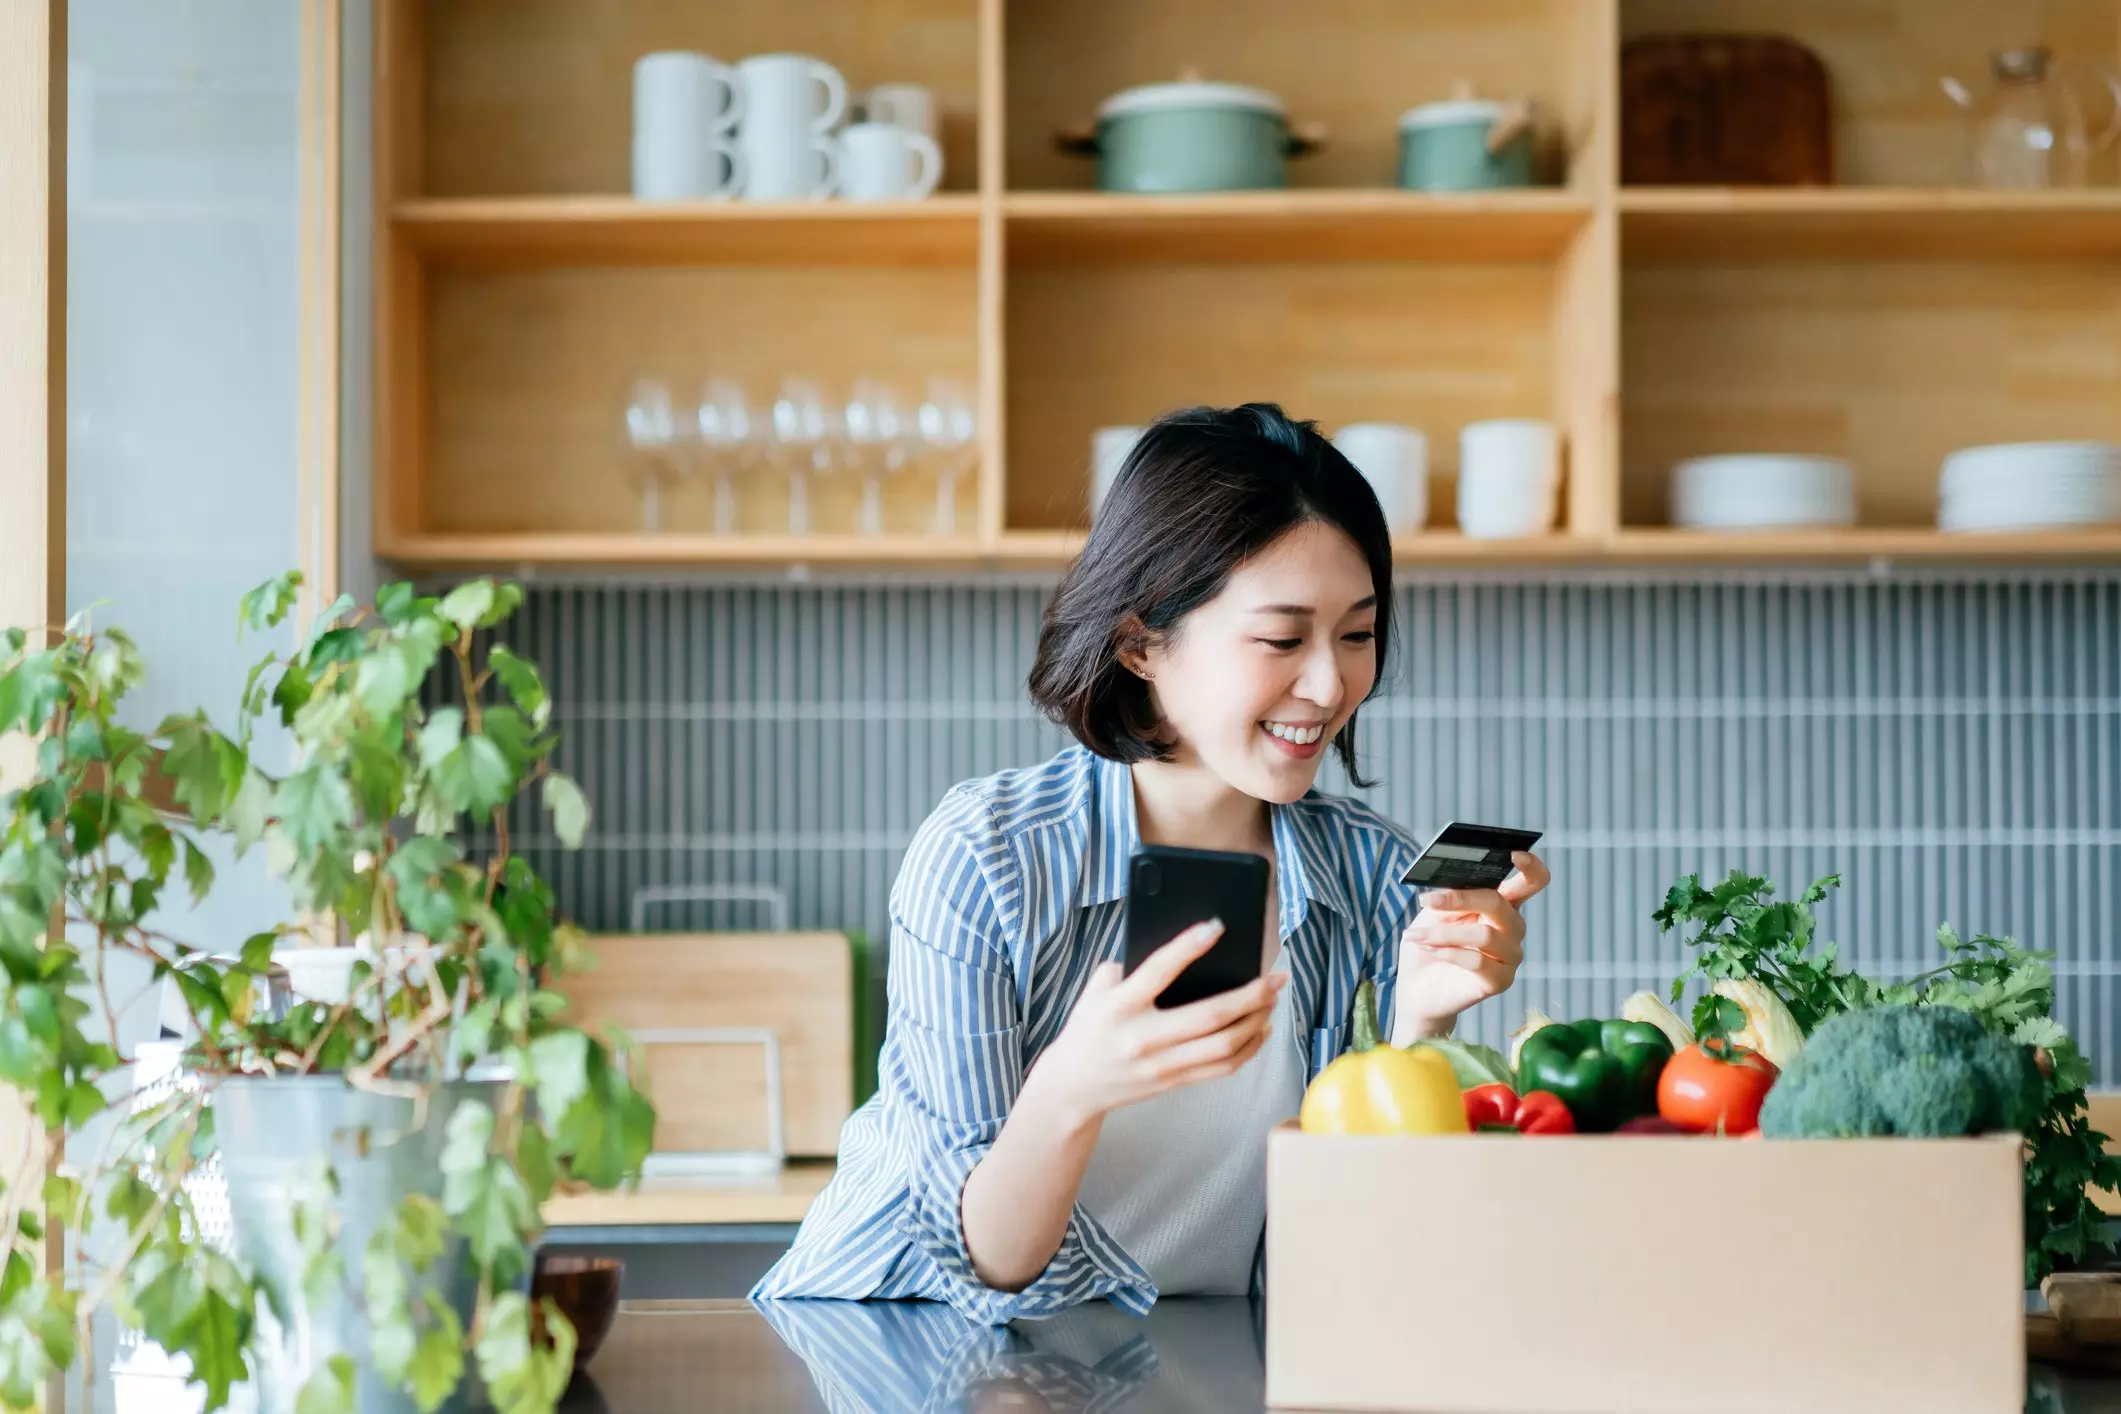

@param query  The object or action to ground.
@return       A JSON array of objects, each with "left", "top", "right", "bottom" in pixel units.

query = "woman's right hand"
[{"left": 1024, "top": 920, "right": 1288, "bottom": 1128}]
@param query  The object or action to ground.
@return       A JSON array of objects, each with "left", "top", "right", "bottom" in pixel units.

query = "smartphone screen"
[{"left": 1122, "top": 845, "right": 1269, "bottom": 1009}]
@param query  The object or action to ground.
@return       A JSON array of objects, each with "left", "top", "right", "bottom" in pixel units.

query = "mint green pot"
[
  {"left": 1066, "top": 81, "right": 1318, "bottom": 193},
  {"left": 1398, "top": 100, "right": 1536, "bottom": 191}
]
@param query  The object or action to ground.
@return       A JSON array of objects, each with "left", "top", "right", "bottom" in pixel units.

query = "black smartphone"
[
  {"left": 1401, "top": 822, "right": 1544, "bottom": 892},
  {"left": 1122, "top": 845, "right": 1269, "bottom": 1010}
]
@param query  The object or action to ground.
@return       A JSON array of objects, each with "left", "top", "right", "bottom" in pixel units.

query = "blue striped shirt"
[{"left": 751, "top": 745, "right": 1429, "bottom": 1323}]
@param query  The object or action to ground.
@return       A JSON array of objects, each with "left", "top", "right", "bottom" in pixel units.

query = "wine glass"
[
  {"left": 917, "top": 377, "right": 977, "bottom": 536},
  {"left": 770, "top": 377, "right": 831, "bottom": 536},
  {"left": 845, "top": 379, "right": 910, "bottom": 536},
  {"left": 695, "top": 378, "right": 753, "bottom": 536},
  {"left": 622, "top": 377, "right": 680, "bottom": 533}
]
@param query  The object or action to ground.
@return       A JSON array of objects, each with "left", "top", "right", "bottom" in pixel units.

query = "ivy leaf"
[
  {"left": 447, "top": 1157, "right": 534, "bottom": 1284},
  {"left": 486, "top": 646, "right": 549, "bottom": 729},
  {"left": 527, "top": 1032, "right": 590, "bottom": 1124},
  {"left": 227, "top": 769, "right": 271, "bottom": 852},
  {"left": 437, "top": 582, "right": 496, "bottom": 633},
  {"left": 186, "top": 1288, "right": 252, "bottom": 1410},
  {"left": 180, "top": 837, "right": 215, "bottom": 906},
  {"left": 556, "top": 1049, "right": 657, "bottom": 1190},
  {"left": 387, "top": 1194, "right": 450, "bottom": 1274},
  {"left": 354, "top": 645, "right": 417, "bottom": 716},
  {"left": 239, "top": 570, "right": 305, "bottom": 635},
  {"left": 160, "top": 715, "right": 245, "bottom": 824},
  {"left": 294, "top": 1353, "right": 355, "bottom": 1414},
  {"left": 0, "top": 1281, "right": 74, "bottom": 1411},
  {"left": 300, "top": 594, "right": 358, "bottom": 656},
  {"left": 375, "top": 582, "right": 419, "bottom": 627},
  {"left": 273, "top": 765, "right": 355, "bottom": 856},
  {"left": 241, "top": 930, "right": 279, "bottom": 973},
  {"left": 435, "top": 737, "right": 514, "bottom": 821},
  {"left": 543, "top": 774, "right": 589, "bottom": 850},
  {"left": 475, "top": 1292, "right": 575, "bottom": 1414},
  {"left": 408, "top": 1302, "right": 466, "bottom": 1414},
  {"left": 385, "top": 838, "right": 466, "bottom": 939},
  {"left": 0, "top": 651, "right": 63, "bottom": 736},
  {"left": 417, "top": 709, "right": 464, "bottom": 770}
]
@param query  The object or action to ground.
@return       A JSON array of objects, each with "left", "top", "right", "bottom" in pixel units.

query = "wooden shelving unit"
[{"left": 374, "top": 0, "right": 2121, "bottom": 570}]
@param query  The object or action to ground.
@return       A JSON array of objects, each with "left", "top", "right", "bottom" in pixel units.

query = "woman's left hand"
[{"left": 1394, "top": 851, "right": 1550, "bottom": 1040}]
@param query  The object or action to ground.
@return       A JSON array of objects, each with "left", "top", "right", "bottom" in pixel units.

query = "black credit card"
[{"left": 1401, "top": 822, "right": 1543, "bottom": 892}]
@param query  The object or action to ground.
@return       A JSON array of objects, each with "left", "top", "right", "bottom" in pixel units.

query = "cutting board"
[{"left": 559, "top": 932, "right": 854, "bottom": 1159}]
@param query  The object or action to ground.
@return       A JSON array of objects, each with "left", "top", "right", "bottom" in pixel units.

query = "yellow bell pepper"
[{"left": 1298, "top": 980, "right": 1470, "bottom": 1136}]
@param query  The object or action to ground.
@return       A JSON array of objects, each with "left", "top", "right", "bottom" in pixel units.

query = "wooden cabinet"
[{"left": 375, "top": 0, "right": 2121, "bottom": 568}]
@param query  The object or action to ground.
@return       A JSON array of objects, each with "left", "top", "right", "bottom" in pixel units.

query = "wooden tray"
[{"left": 559, "top": 931, "right": 855, "bottom": 1159}]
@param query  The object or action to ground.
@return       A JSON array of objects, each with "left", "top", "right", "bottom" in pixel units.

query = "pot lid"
[
  {"left": 1098, "top": 79, "right": 1285, "bottom": 120},
  {"left": 1399, "top": 97, "right": 1514, "bottom": 129}
]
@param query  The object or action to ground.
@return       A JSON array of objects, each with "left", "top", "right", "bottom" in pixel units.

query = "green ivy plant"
[{"left": 0, "top": 572, "right": 654, "bottom": 1414}]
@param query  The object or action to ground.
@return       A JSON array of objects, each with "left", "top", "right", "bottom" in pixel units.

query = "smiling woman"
[{"left": 751, "top": 403, "right": 1550, "bottom": 1323}]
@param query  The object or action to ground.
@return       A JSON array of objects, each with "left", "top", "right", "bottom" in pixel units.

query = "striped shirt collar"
[{"left": 1082, "top": 751, "right": 1351, "bottom": 934}]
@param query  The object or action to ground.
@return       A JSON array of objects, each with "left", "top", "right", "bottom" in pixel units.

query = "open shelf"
[
  {"left": 374, "top": 0, "right": 2121, "bottom": 569},
  {"left": 378, "top": 532, "right": 995, "bottom": 569},
  {"left": 1005, "top": 191, "right": 1593, "bottom": 265},
  {"left": 394, "top": 196, "right": 982, "bottom": 268},
  {"left": 1622, "top": 189, "right": 2121, "bottom": 263}
]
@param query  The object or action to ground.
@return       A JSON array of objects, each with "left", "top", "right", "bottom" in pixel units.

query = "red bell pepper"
[
  {"left": 1462, "top": 1083, "right": 1518, "bottom": 1130},
  {"left": 1513, "top": 1089, "right": 1576, "bottom": 1135},
  {"left": 1460, "top": 1083, "right": 1578, "bottom": 1135}
]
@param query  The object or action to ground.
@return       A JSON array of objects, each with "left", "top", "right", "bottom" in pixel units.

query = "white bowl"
[{"left": 1671, "top": 454, "right": 1856, "bottom": 530}]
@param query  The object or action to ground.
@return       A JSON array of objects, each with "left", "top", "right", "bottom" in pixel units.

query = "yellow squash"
[{"left": 1298, "top": 980, "right": 1470, "bottom": 1136}]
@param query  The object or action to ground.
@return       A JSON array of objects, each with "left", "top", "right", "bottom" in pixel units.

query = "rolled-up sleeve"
[{"left": 888, "top": 791, "right": 1154, "bottom": 1323}]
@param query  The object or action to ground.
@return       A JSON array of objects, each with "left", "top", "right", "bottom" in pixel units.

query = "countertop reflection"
[
  {"left": 552, "top": 1297, "right": 2121, "bottom": 1414},
  {"left": 559, "top": 1297, "right": 1263, "bottom": 1414}
]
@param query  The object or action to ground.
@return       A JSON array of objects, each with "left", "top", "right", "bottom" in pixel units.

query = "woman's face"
[{"left": 1132, "top": 520, "right": 1380, "bottom": 804}]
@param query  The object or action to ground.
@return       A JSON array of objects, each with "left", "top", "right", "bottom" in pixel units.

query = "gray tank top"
[{"left": 1073, "top": 972, "right": 1306, "bottom": 1296}]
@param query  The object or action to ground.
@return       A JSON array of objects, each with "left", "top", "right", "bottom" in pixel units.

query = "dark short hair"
[{"left": 1027, "top": 402, "right": 1393, "bottom": 784}]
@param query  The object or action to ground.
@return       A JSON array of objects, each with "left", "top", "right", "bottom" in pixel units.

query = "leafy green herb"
[{"left": 1659, "top": 869, "right": 2121, "bottom": 1285}]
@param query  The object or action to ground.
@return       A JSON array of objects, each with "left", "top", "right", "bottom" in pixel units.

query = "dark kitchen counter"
[{"left": 559, "top": 1297, "right": 2121, "bottom": 1414}]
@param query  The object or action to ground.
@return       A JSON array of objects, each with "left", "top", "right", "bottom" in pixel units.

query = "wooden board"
[
  {"left": 1006, "top": 261, "right": 1558, "bottom": 531},
  {"left": 1619, "top": 0, "right": 2121, "bottom": 187},
  {"left": 542, "top": 1162, "right": 835, "bottom": 1228},
  {"left": 558, "top": 932, "right": 855, "bottom": 1158},
  {"left": 1624, "top": 189, "right": 2121, "bottom": 262},
  {"left": 1006, "top": 0, "right": 1596, "bottom": 191},
  {"left": 396, "top": 196, "right": 981, "bottom": 268},
  {"left": 424, "top": 264, "right": 979, "bottom": 537},
  {"left": 1621, "top": 259, "right": 2121, "bottom": 528},
  {"left": 1004, "top": 191, "right": 1594, "bottom": 265},
  {"left": 420, "top": 0, "right": 980, "bottom": 197}
]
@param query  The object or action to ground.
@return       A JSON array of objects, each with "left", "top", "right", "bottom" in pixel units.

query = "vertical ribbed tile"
[{"left": 458, "top": 570, "right": 2121, "bottom": 1075}]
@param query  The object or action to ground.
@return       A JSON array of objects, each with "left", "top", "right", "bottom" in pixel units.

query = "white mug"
[
  {"left": 1458, "top": 418, "right": 1560, "bottom": 539},
  {"left": 738, "top": 53, "right": 847, "bottom": 138},
  {"left": 633, "top": 52, "right": 747, "bottom": 199},
  {"left": 839, "top": 122, "right": 942, "bottom": 201},
  {"left": 864, "top": 83, "right": 937, "bottom": 141},
  {"left": 741, "top": 132, "right": 839, "bottom": 200},
  {"left": 1332, "top": 422, "right": 1429, "bottom": 532},
  {"left": 1090, "top": 426, "right": 1143, "bottom": 520}
]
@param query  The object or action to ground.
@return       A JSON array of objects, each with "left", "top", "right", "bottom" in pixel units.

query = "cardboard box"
[{"left": 1265, "top": 1128, "right": 2025, "bottom": 1414}]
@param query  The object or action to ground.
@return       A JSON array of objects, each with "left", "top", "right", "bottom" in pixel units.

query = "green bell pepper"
[{"left": 1515, "top": 1019, "right": 1674, "bottom": 1132}]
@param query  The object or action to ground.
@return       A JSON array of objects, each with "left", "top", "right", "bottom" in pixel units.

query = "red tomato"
[{"left": 1656, "top": 1040, "right": 1778, "bottom": 1135}]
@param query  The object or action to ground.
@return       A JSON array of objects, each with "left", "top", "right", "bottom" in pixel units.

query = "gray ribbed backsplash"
[{"left": 485, "top": 572, "right": 2121, "bottom": 1076}]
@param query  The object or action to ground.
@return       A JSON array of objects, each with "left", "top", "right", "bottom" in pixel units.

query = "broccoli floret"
[{"left": 1757, "top": 1004, "right": 2046, "bottom": 1139}]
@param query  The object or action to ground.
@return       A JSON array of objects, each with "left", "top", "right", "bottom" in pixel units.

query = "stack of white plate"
[
  {"left": 1938, "top": 441, "right": 2121, "bottom": 532},
  {"left": 1670, "top": 454, "right": 1857, "bottom": 531}
]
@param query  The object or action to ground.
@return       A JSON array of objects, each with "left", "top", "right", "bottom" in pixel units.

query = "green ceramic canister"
[
  {"left": 1086, "top": 81, "right": 1309, "bottom": 193},
  {"left": 1398, "top": 98, "right": 1535, "bottom": 191}
]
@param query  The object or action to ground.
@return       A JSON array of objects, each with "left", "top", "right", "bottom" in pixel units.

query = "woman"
[{"left": 753, "top": 403, "right": 1548, "bottom": 1324}]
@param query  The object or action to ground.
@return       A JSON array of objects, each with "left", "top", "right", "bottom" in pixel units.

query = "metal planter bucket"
[{"left": 215, "top": 1077, "right": 501, "bottom": 1414}]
